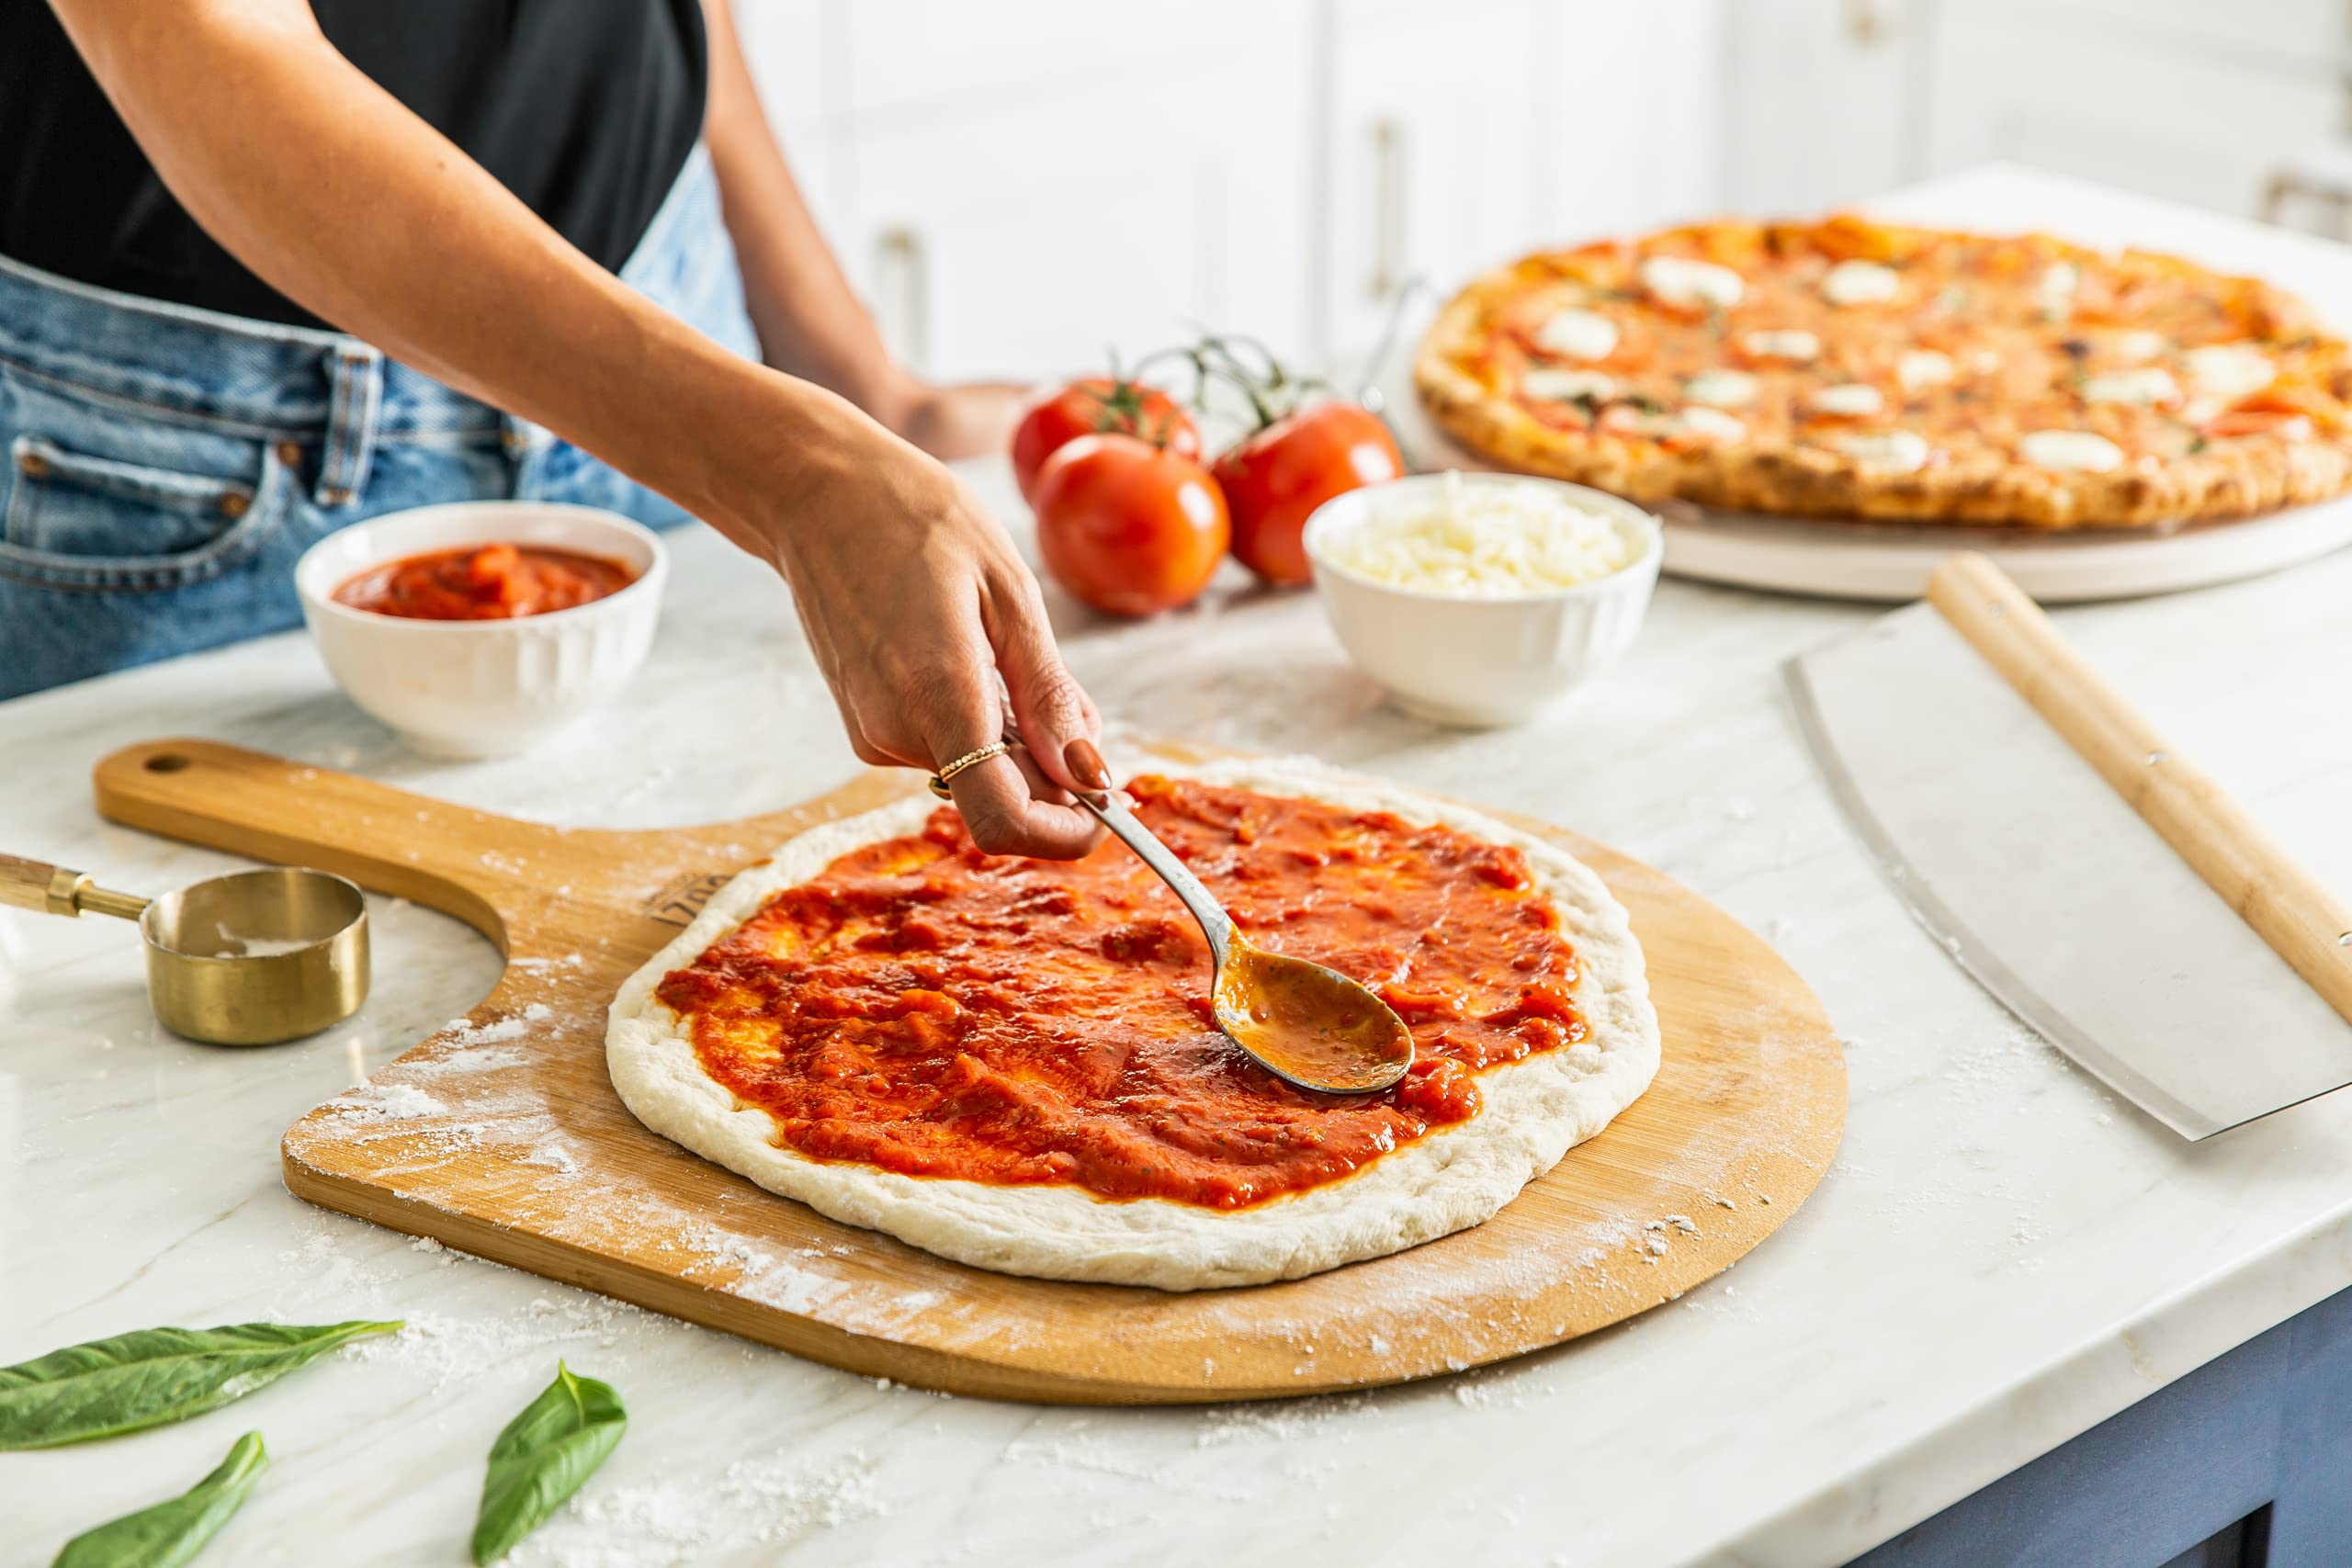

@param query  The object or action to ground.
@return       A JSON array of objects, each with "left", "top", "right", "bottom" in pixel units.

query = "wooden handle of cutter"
[
  {"left": 0, "top": 852, "right": 73, "bottom": 915},
  {"left": 1926, "top": 551, "right": 2352, "bottom": 1028}
]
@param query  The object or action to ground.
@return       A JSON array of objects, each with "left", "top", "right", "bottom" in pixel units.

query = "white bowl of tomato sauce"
[
  {"left": 294, "top": 502, "right": 665, "bottom": 758},
  {"left": 1302, "top": 471, "right": 1661, "bottom": 727}
]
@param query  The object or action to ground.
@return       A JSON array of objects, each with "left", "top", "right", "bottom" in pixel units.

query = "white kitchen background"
[{"left": 733, "top": 0, "right": 2352, "bottom": 381}]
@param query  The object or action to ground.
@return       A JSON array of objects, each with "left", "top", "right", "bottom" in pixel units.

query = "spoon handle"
[
  {"left": 1078, "top": 789, "right": 1236, "bottom": 965},
  {"left": 990, "top": 728, "right": 1237, "bottom": 964}
]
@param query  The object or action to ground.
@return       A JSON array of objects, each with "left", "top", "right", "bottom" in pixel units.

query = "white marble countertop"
[{"left": 8, "top": 164, "right": 2352, "bottom": 1568}]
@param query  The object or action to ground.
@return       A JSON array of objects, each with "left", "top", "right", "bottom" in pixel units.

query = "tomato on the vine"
[
  {"left": 1011, "top": 377, "right": 1203, "bottom": 505},
  {"left": 1213, "top": 401, "right": 1403, "bottom": 585},
  {"left": 1032, "top": 434, "right": 1229, "bottom": 617}
]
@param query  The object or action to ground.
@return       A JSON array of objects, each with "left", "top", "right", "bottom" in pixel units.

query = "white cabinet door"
[
  {"left": 837, "top": 0, "right": 1240, "bottom": 118},
  {"left": 1720, "top": 0, "right": 1925, "bottom": 213},
  {"left": 1317, "top": 0, "right": 1728, "bottom": 360},
  {"left": 1923, "top": 1, "right": 2344, "bottom": 220},
  {"left": 1320, "top": 0, "right": 1544, "bottom": 361},
  {"left": 2012, "top": 0, "right": 2345, "bottom": 73},
  {"left": 840, "top": 38, "right": 1315, "bottom": 383},
  {"left": 728, "top": 0, "right": 845, "bottom": 232},
  {"left": 1540, "top": 0, "right": 1724, "bottom": 237}
]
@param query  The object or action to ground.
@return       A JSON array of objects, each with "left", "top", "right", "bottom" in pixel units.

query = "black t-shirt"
[{"left": 0, "top": 1, "right": 707, "bottom": 330}]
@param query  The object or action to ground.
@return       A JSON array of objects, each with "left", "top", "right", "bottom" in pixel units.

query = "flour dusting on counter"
[{"left": 513, "top": 1449, "right": 884, "bottom": 1567}]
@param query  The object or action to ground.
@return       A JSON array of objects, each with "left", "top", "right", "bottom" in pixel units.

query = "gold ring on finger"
[{"left": 928, "top": 739, "right": 1012, "bottom": 798}]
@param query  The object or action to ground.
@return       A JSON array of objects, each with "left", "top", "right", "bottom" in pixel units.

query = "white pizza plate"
[{"left": 1369, "top": 300, "right": 2352, "bottom": 606}]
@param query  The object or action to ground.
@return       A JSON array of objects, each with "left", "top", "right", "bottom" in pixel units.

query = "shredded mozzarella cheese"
[{"left": 1324, "top": 473, "right": 1643, "bottom": 596}]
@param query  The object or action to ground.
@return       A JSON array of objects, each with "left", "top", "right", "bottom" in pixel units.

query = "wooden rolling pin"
[{"left": 1925, "top": 550, "right": 2352, "bottom": 1028}]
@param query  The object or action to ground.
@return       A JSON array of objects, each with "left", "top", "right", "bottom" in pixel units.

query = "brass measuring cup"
[{"left": 1, "top": 853, "right": 369, "bottom": 1044}]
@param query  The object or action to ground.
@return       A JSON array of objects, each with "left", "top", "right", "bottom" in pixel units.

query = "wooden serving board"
[{"left": 94, "top": 737, "right": 1845, "bottom": 1404}]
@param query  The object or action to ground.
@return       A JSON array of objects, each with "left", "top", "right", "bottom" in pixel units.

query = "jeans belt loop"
[{"left": 319, "top": 342, "right": 384, "bottom": 508}]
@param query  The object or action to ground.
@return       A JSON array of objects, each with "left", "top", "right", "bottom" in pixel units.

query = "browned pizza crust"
[{"left": 1414, "top": 221, "right": 2352, "bottom": 532}]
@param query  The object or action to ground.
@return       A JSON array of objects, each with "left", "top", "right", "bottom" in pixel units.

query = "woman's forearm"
[
  {"left": 49, "top": 0, "right": 840, "bottom": 551},
  {"left": 46, "top": 0, "right": 1108, "bottom": 857}
]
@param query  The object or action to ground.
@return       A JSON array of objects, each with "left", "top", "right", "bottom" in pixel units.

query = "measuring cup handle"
[
  {"left": 0, "top": 852, "right": 77, "bottom": 915},
  {"left": 1, "top": 852, "right": 151, "bottom": 921}
]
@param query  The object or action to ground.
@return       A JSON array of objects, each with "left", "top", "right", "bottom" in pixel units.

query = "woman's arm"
[
  {"left": 698, "top": 0, "right": 1024, "bottom": 460},
  {"left": 50, "top": 0, "right": 1105, "bottom": 857}
]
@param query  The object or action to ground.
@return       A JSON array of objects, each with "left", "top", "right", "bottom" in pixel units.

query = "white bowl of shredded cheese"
[{"left": 1302, "top": 470, "right": 1661, "bottom": 726}]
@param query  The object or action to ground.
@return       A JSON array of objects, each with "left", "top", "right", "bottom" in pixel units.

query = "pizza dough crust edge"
[
  {"left": 1413, "top": 235, "right": 2352, "bottom": 532},
  {"left": 605, "top": 757, "right": 1661, "bottom": 1292}
]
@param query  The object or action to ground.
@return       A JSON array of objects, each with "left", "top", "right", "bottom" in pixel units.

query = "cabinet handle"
[
  {"left": 874, "top": 225, "right": 932, "bottom": 374},
  {"left": 1368, "top": 117, "right": 1408, "bottom": 303},
  {"left": 1844, "top": 0, "right": 1889, "bottom": 46}
]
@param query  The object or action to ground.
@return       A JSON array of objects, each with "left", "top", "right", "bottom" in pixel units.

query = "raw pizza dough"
[{"left": 606, "top": 757, "right": 1660, "bottom": 1291}]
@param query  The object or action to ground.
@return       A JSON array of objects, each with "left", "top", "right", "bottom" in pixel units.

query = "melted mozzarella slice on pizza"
[
  {"left": 1742, "top": 329, "right": 1820, "bottom": 363},
  {"left": 1520, "top": 367, "right": 1616, "bottom": 403},
  {"left": 1821, "top": 260, "right": 1899, "bottom": 307},
  {"left": 2020, "top": 429, "right": 2124, "bottom": 472},
  {"left": 2037, "top": 262, "right": 2081, "bottom": 320},
  {"left": 2183, "top": 344, "right": 2278, "bottom": 401},
  {"left": 1533, "top": 309, "right": 1621, "bottom": 362},
  {"left": 1684, "top": 369, "right": 1759, "bottom": 409},
  {"left": 1810, "top": 384, "right": 1885, "bottom": 418},
  {"left": 1670, "top": 406, "right": 1747, "bottom": 443},
  {"left": 1641, "top": 255, "right": 1744, "bottom": 311},
  {"left": 2080, "top": 367, "right": 2180, "bottom": 407},
  {"left": 1837, "top": 430, "right": 1932, "bottom": 474},
  {"left": 1896, "top": 350, "right": 1955, "bottom": 393}
]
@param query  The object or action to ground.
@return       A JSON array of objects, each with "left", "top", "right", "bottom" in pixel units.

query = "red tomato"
[
  {"left": 1033, "top": 434, "right": 1229, "bottom": 617},
  {"left": 1011, "top": 378, "right": 1204, "bottom": 505},
  {"left": 1213, "top": 402, "right": 1404, "bottom": 585}
]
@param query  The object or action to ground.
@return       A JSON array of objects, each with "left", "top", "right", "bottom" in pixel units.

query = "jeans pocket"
[{"left": 0, "top": 433, "right": 295, "bottom": 592}]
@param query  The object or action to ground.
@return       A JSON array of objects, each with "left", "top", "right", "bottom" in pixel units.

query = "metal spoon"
[
  {"left": 1, "top": 853, "right": 369, "bottom": 1044},
  {"left": 933, "top": 740, "right": 1414, "bottom": 1095}
]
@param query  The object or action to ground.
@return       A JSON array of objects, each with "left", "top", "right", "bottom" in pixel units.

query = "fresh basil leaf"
[
  {"left": 51, "top": 1429, "right": 267, "bottom": 1568},
  {"left": 0, "top": 1321, "right": 401, "bottom": 1449},
  {"left": 471, "top": 1361, "right": 627, "bottom": 1565}
]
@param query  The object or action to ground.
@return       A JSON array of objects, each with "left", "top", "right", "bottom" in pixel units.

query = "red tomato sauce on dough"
[
  {"left": 332, "top": 542, "right": 635, "bottom": 620},
  {"left": 654, "top": 776, "right": 1587, "bottom": 1209}
]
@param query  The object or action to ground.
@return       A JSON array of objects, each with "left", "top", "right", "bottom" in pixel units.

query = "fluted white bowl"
[
  {"left": 295, "top": 502, "right": 665, "bottom": 758},
  {"left": 1302, "top": 473, "right": 1661, "bottom": 727}
]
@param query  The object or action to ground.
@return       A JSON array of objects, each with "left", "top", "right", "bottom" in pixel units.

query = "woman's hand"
[
  {"left": 882, "top": 378, "right": 1029, "bottom": 463},
  {"left": 736, "top": 386, "right": 1109, "bottom": 860}
]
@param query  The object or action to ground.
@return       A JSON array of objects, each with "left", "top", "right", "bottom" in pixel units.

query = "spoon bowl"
[
  {"left": 945, "top": 738, "right": 1414, "bottom": 1096},
  {"left": 1212, "top": 939, "right": 1414, "bottom": 1095}
]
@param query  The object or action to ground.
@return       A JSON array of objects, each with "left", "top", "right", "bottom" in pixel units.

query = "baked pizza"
[{"left": 1414, "top": 215, "right": 2352, "bottom": 529}]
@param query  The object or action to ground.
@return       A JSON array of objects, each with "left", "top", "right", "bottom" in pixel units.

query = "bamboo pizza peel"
[{"left": 91, "top": 736, "right": 1844, "bottom": 1404}]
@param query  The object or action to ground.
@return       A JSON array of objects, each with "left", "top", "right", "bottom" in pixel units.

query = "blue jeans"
[{"left": 0, "top": 146, "right": 759, "bottom": 699}]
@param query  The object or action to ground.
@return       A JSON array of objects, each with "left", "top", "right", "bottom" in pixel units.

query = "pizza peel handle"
[
  {"left": 89, "top": 738, "right": 566, "bottom": 952},
  {"left": 1925, "top": 552, "right": 2352, "bottom": 1027}
]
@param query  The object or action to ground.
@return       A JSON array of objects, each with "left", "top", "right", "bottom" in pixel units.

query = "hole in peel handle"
[{"left": 89, "top": 738, "right": 537, "bottom": 948}]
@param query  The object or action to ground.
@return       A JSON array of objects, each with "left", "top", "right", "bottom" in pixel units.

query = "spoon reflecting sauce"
[
  {"left": 1211, "top": 937, "right": 1415, "bottom": 1093},
  {"left": 963, "top": 734, "right": 1415, "bottom": 1096}
]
